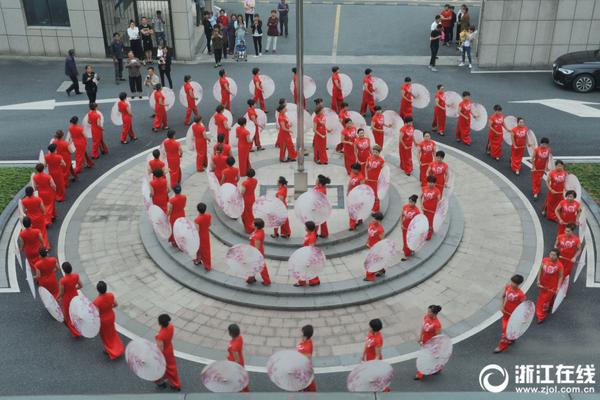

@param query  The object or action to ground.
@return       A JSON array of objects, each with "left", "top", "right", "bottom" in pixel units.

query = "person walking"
[
  {"left": 110, "top": 33, "right": 126, "bottom": 84},
  {"left": 125, "top": 51, "right": 143, "bottom": 98},
  {"left": 154, "top": 314, "right": 181, "bottom": 391},
  {"left": 251, "top": 14, "right": 263, "bottom": 57},
  {"left": 278, "top": 0, "right": 289, "bottom": 37},
  {"left": 158, "top": 46, "right": 173, "bottom": 88},
  {"left": 82, "top": 65, "right": 99, "bottom": 105},
  {"left": 65, "top": 49, "right": 81, "bottom": 96},
  {"left": 244, "top": 0, "right": 256, "bottom": 28},
  {"left": 93, "top": 281, "right": 125, "bottom": 360},
  {"left": 211, "top": 27, "right": 224, "bottom": 68},
  {"left": 152, "top": 10, "right": 166, "bottom": 46},
  {"left": 429, "top": 24, "right": 442, "bottom": 72},
  {"left": 57, "top": 262, "right": 83, "bottom": 337},
  {"left": 127, "top": 20, "right": 143, "bottom": 59},
  {"left": 265, "top": 10, "right": 279, "bottom": 53}
]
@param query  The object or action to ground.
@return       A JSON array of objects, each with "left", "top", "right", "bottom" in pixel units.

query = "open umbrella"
[
  {"left": 225, "top": 244, "right": 265, "bottom": 277},
  {"left": 125, "top": 339, "right": 167, "bottom": 381},
  {"left": 267, "top": 350, "right": 314, "bottom": 391},
  {"left": 201, "top": 360, "right": 249, "bottom": 392},
  {"left": 294, "top": 189, "right": 332, "bottom": 225},
  {"left": 173, "top": 217, "right": 200, "bottom": 259},
  {"left": 69, "top": 294, "right": 101, "bottom": 338},
  {"left": 347, "top": 360, "right": 393, "bottom": 392},
  {"left": 364, "top": 239, "right": 397, "bottom": 273}
]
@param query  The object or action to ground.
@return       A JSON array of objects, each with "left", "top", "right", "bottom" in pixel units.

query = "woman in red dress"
[
  {"left": 118, "top": 91, "right": 136, "bottom": 143},
  {"left": 32, "top": 163, "right": 57, "bottom": 226},
  {"left": 531, "top": 137, "right": 551, "bottom": 199},
  {"left": 362, "top": 318, "right": 383, "bottom": 361},
  {"left": 543, "top": 160, "right": 567, "bottom": 222},
  {"left": 399, "top": 117, "right": 415, "bottom": 176},
  {"left": 236, "top": 117, "right": 253, "bottom": 177},
  {"left": 365, "top": 145, "right": 384, "bottom": 212},
  {"left": 210, "top": 145, "right": 228, "bottom": 183},
  {"left": 341, "top": 118, "right": 357, "bottom": 174},
  {"left": 18, "top": 217, "right": 44, "bottom": 268},
  {"left": 371, "top": 106, "right": 389, "bottom": 148},
  {"left": 155, "top": 314, "right": 181, "bottom": 391},
  {"left": 365, "top": 212, "right": 385, "bottom": 281},
  {"left": 348, "top": 163, "right": 365, "bottom": 230},
  {"left": 34, "top": 248, "right": 59, "bottom": 297},
  {"left": 252, "top": 67, "right": 266, "bottom": 111},
  {"left": 57, "top": 262, "right": 82, "bottom": 337},
  {"left": 150, "top": 169, "right": 170, "bottom": 213},
  {"left": 415, "top": 305, "right": 442, "bottom": 380},
  {"left": 241, "top": 169, "right": 258, "bottom": 233},
  {"left": 456, "top": 91, "right": 472, "bottom": 145},
  {"left": 152, "top": 84, "right": 169, "bottom": 132},
  {"left": 69, "top": 116, "right": 93, "bottom": 174},
  {"left": 247, "top": 218, "right": 271, "bottom": 285},
  {"left": 227, "top": 323, "right": 249, "bottom": 392},
  {"left": 21, "top": 186, "right": 49, "bottom": 248},
  {"left": 401, "top": 194, "right": 421, "bottom": 260},
  {"left": 277, "top": 103, "right": 297, "bottom": 163},
  {"left": 421, "top": 175, "right": 441, "bottom": 240},
  {"left": 272, "top": 176, "right": 291, "bottom": 238},
  {"left": 354, "top": 128, "right": 371, "bottom": 175},
  {"left": 93, "top": 281, "right": 125, "bottom": 359},
  {"left": 45, "top": 143, "right": 66, "bottom": 202},
  {"left": 167, "top": 185, "right": 186, "bottom": 246},
  {"left": 494, "top": 274, "right": 526, "bottom": 353},
  {"left": 510, "top": 117, "right": 529, "bottom": 175},
  {"left": 297, "top": 324, "right": 317, "bottom": 392},
  {"left": 246, "top": 99, "right": 264, "bottom": 150},
  {"left": 487, "top": 104, "right": 505, "bottom": 160},
  {"left": 400, "top": 76, "right": 413, "bottom": 119},
  {"left": 221, "top": 156, "right": 240, "bottom": 186},
  {"left": 295, "top": 221, "right": 320, "bottom": 287},
  {"left": 163, "top": 130, "right": 182, "bottom": 188},
  {"left": 148, "top": 149, "right": 166, "bottom": 175},
  {"left": 330, "top": 66, "right": 344, "bottom": 112},
  {"left": 219, "top": 69, "right": 232, "bottom": 110},
  {"left": 192, "top": 116, "right": 209, "bottom": 172},
  {"left": 194, "top": 202, "right": 212, "bottom": 270},
  {"left": 88, "top": 102, "right": 108, "bottom": 158},
  {"left": 313, "top": 105, "right": 328, "bottom": 165},
  {"left": 51, "top": 130, "right": 75, "bottom": 184},
  {"left": 432, "top": 84, "right": 446, "bottom": 136},
  {"left": 314, "top": 175, "right": 330, "bottom": 238},
  {"left": 417, "top": 131, "right": 436, "bottom": 186}
]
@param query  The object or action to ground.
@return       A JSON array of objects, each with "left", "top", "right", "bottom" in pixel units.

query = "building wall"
[{"left": 478, "top": 0, "right": 600, "bottom": 68}]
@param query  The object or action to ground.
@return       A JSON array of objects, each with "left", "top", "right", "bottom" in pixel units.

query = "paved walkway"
[{"left": 59, "top": 126, "right": 540, "bottom": 368}]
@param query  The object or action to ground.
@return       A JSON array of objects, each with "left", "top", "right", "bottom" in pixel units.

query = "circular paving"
[{"left": 60, "top": 130, "right": 541, "bottom": 368}]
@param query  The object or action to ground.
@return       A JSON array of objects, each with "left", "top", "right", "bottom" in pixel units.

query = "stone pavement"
[{"left": 61, "top": 129, "right": 539, "bottom": 367}]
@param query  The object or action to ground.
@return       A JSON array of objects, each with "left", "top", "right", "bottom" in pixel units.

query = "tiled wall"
[{"left": 478, "top": 0, "right": 600, "bottom": 67}]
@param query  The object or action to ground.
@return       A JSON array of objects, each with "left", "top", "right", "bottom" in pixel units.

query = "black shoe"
[
  {"left": 246, "top": 277, "right": 257, "bottom": 284},
  {"left": 66, "top": 89, "right": 71, "bottom": 97},
  {"left": 156, "top": 382, "right": 167, "bottom": 389}
]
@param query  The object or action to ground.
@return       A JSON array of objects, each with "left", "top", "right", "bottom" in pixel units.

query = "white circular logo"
[{"left": 479, "top": 364, "right": 509, "bottom": 393}]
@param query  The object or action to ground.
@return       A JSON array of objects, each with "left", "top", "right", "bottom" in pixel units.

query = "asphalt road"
[{"left": 2, "top": 1, "right": 600, "bottom": 395}]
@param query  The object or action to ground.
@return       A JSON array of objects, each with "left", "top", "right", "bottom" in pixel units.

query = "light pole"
[{"left": 294, "top": 0, "right": 308, "bottom": 196}]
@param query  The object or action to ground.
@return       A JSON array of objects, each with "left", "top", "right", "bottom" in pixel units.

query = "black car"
[{"left": 552, "top": 50, "right": 600, "bottom": 93}]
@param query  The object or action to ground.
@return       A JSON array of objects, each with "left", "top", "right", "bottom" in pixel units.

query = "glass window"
[{"left": 23, "top": 0, "right": 70, "bottom": 27}]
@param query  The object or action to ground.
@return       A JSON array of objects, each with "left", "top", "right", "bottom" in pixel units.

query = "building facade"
[{"left": 0, "top": 0, "right": 202, "bottom": 60}]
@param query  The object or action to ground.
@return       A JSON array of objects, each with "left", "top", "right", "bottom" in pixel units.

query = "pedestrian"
[
  {"left": 51, "top": 130, "right": 75, "bottom": 184},
  {"left": 440, "top": 4, "right": 453, "bottom": 46},
  {"left": 487, "top": 104, "right": 505, "bottom": 160},
  {"left": 212, "top": 28, "right": 224, "bottom": 68},
  {"left": 33, "top": 248, "right": 59, "bottom": 298},
  {"left": 163, "top": 130, "right": 182, "bottom": 188},
  {"left": 265, "top": 10, "right": 279, "bottom": 53},
  {"left": 228, "top": 13, "right": 237, "bottom": 55},
  {"left": 278, "top": 0, "right": 289, "bottom": 37},
  {"left": 348, "top": 163, "right": 365, "bottom": 231},
  {"left": 194, "top": 0, "right": 205, "bottom": 27},
  {"left": 118, "top": 92, "right": 136, "bottom": 144},
  {"left": 21, "top": 187, "right": 49, "bottom": 248},
  {"left": 246, "top": 99, "right": 263, "bottom": 150},
  {"left": 543, "top": 160, "right": 568, "bottom": 222},
  {"left": 313, "top": 105, "right": 329, "bottom": 165},
  {"left": 214, "top": 104, "right": 231, "bottom": 142},
  {"left": 241, "top": 169, "right": 258, "bottom": 233},
  {"left": 294, "top": 221, "right": 320, "bottom": 286},
  {"left": 314, "top": 175, "right": 330, "bottom": 239},
  {"left": 493, "top": 274, "right": 525, "bottom": 353},
  {"left": 556, "top": 191, "right": 581, "bottom": 237},
  {"left": 150, "top": 169, "right": 169, "bottom": 213},
  {"left": 330, "top": 66, "right": 344, "bottom": 112},
  {"left": 362, "top": 318, "right": 383, "bottom": 361},
  {"left": 459, "top": 26, "right": 477, "bottom": 69},
  {"left": 251, "top": 14, "right": 263, "bottom": 57},
  {"left": 167, "top": 185, "right": 186, "bottom": 246},
  {"left": 221, "top": 156, "right": 240, "bottom": 185},
  {"left": 227, "top": 324, "right": 249, "bottom": 392},
  {"left": 401, "top": 194, "right": 421, "bottom": 261},
  {"left": 139, "top": 17, "right": 154, "bottom": 64},
  {"left": 456, "top": 91, "right": 472, "bottom": 145},
  {"left": 82, "top": 65, "right": 99, "bottom": 105},
  {"left": 18, "top": 217, "right": 44, "bottom": 269},
  {"left": 127, "top": 20, "right": 143, "bottom": 59},
  {"left": 399, "top": 116, "right": 415, "bottom": 176},
  {"left": 93, "top": 281, "right": 125, "bottom": 360},
  {"left": 432, "top": 84, "right": 446, "bottom": 135},
  {"left": 152, "top": 10, "right": 166, "bottom": 46},
  {"left": 57, "top": 262, "right": 82, "bottom": 337},
  {"left": 429, "top": 24, "right": 442, "bottom": 72},
  {"left": 364, "top": 212, "right": 385, "bottom": 281},
  {"left": 194, "top": 202, "right": 212, "bottom": 270},
  {"left": 217, "top": 10, "right": 229, "bottom": 58},
  {"left": 360, "top": 68, "right": 376, "bottom": 117},
  {"left": 247, "top": 218, "right": 272, "bottom": 286},
  {"left": 125, "top": 51, "right": 143, "bottom": 98},
  {"left": 45, "top": 143, "right": 66, "bottom": 202},
  {"left": 421, "top": 175, "right": 441, "bottom": 240},
  {"left": 244, "top": 0, "right": 255, "bottom": 28},
  {"left": 251, "top": 67, "right": 266, "bottom": 111},
  {"left": 152, "top": 84, "right": 169, "bottom": 132},
  {"left": 203, "top": 12, "right": 213, "bottom": 54},
  {"left": 69, "top": 116, "right": 93, "bottom": 174},
  {"left": 87, "top": 102, "right": 108, "bottom": 159},
  {"left": 297, "top": 325, "right": 317, "bottom": 391},
  {"left": 510, "top": 117, "right": 529, "bottom": 175},
  {"left": 191, "top": 116, "right": 208, "bottom": 172},
  {"left": 531, "top": 137, "right": 551, "bottom": 199},
  {"left": 236, "top": 117, "right": 252, "bottom": 177},
  {"left": 365, "top": 145, "right": 384, "bottom": 212},
  {"left": 354, "top": 128, "right": 370, "bottom": 174},
  {"left": 158, "top": 46, "right": 173, "bottom": 88},
  {"left": 276, "top": 104, "right": 297, "bottom": 162},
  {"left": 415, "top": 305, "right": 442, "bottom": 380},
  {"left": 417, "top": 131, "right": 436, "bottom": 186},
  {"left": 64, "top": 49, "right": 82, "bottom": 96},
  {"left": 536, "top": 249, "right": 564, "bottom": 323},
  {"left": 154, "top": 314, "right": 181, "bottom": 391},
  {"left": 272, "top": 176, "right": 291, "bottom": 238},
  {"left": 400, "top": 77, "right": 413, "bottom": 119},
  {"left": 183, "top": 75, "right": 199, "bottom": 125},
  {"left": 110, "top": 32, "right": 126, "bottom": 84}
]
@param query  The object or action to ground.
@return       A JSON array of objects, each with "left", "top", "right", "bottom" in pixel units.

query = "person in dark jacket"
[
  {"left": 227, "top": 13, "right": 237, "bottom": 55},
  {"left": 65, "top": 49, "right": 81, "bottom": 96},
  {"left": 158, "top": 46, "right": 173, "bottom": 88},
  {"left": 82, "top": 65, "right": 100, "bottom": 105},
  {"left": 203, "top": 12, "right": 213, "bottom": 54},
  {"left": 110, "top": 32, "right": 126, "bottom": 84}
]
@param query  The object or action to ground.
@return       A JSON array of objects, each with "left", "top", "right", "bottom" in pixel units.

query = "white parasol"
[
  {"left": 470, "top": 103, "right": 488, "bottom": 132},
  {"left": 219, "top": 183, "right": 244, "bottom": 219},
  {"left": 38, "top": 286, "right": 63, "bottom": 322},
  {"left": 178, "top": 81, "right": 203, "bottom": 107},
  {"left": 327, "top": 73, "right": 353, "bottom": 97},
  {"left": 444, "top": 91, "right": 462, "bottom": 118},
  {"left": 411, "top": 83, "right": 431, "bottom": 109},
  {"left": 225, "top": 244, "right": 265, "bottom": 277},
  {"left": 506, "top": 300, "right": 535, "bottom": 341},
  {"left": 416, "top": 334, "right": 453, "bottom": 375},
  {"left": 347, "top": 184, "right": 376, "bottom": 221},
  {"left": 551, "top": 276, "right": 570, "bottom": 314},
  {"left": 407, "top": 214, "right": 429, "bottom": 252},
  {"left": 267, "top": 350, "right": 314, "bottom": 392},
  {"left": 252, "top": 196, "right": 288, "bottom": 228},
  {"left": 69, "top": 294, "right": 101, "bottom": 338},
  {"left": 289, "top": 74, "right": 317, "bottom": 99},
  {"left": 149, "top": 87, "right": 175, "bottom": 111},
  {"left": 294, "top": 189, "right": 332, "bottom": 225},
  {"left": 173, "top": 217, "right": 200, "bottom": 259},
  {"left": 364, "top": 239, "right": 397, "bottom": 273},
  {"left": 248, "top": 74, "right": 275, "bottom": 99},
  {"left": 125, "top": 339, "right": 167, "bottom": 381},
  {"left": 373, "top": 77, "right": 389, "bottom": 102},
  {"left": 288, "top": 246, "right": 327, "bottom": 282},
  {"left": 147, "top": 204, "right": 172, "bottom": 240},
  {"left": 347, "top": 360, "right": 393, "bottom": 392},
  {"left": 432, "top": 197, "right": 449, "bottom": 233},
  {"left": 201, "top": 360, "right": 250, "bottom": 392},
  {"left": 212, "top": 77, "right": 238, "bottom": 102}
]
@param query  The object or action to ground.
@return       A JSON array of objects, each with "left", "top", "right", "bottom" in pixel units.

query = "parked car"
[{"left": 552, "top": 50, "right": 600, "bottom": 93}]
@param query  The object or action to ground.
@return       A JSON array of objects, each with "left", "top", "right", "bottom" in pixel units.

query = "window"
[{"left": 23, "top": 0, "right": 70, "bottom": 27}]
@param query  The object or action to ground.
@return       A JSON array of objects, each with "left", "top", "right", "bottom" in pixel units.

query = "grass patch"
[
  {"left": 567, "top": 163, "right": 600, "bottom": 205},
  {"left": 0, "top": 167, "right": 31, "bottom": 213}
]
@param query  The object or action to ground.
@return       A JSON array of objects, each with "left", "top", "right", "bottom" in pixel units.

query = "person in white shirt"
[
  {"left": 431, "top": 15, "right": 441, "bottom": 31},
  {"left": 244, "top": 0, "right": 255, "bottom": 28},
  {"left": 127, "top": 20, "right": 142, "bottom": 59},
  {"left": 459, "top": 26, "right": 477, "bottom": 69}
]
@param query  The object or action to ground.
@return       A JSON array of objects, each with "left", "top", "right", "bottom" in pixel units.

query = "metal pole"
[{"left": 295, "top": 0, "right": 304, "bottom": 173}]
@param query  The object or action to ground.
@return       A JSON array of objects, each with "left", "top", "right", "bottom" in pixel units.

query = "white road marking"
[
  {"left": 0, "top": 96, "right": 148, "bottom": 111},
  {"left": 0, "top": 160, "right": 38, "bottom": 165},
  {"left": 0, "top": 222, "right": 21, "bottom": 293},
  {"left": 332, "top": 5, "right": 342, "bottom": 60},
  {"left": 510, "top": 99, "right": 600, "bottom": 118},
  {"left": 471, "top": 70, "right": 552, "bottom": 74}
]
